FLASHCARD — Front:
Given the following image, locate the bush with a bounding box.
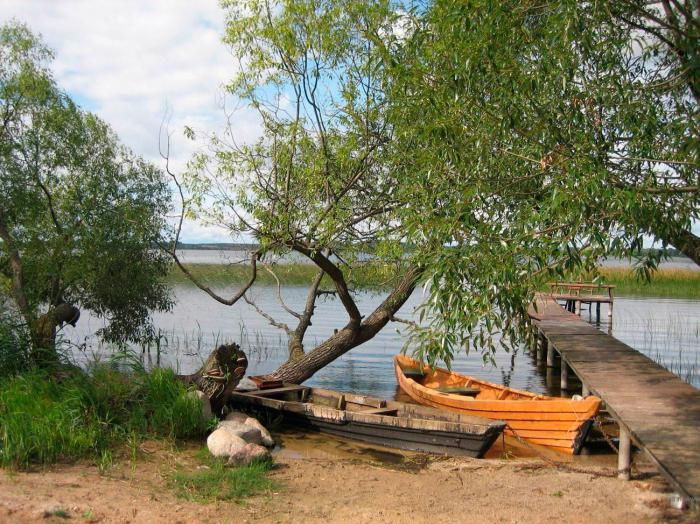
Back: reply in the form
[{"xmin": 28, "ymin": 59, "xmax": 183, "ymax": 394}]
[{"xmin": 0, "ymin": 360, "xmax": 213, "ymax": 468}]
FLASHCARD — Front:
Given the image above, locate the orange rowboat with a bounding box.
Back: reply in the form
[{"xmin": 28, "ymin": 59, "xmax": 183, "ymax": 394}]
[{"xmin": 394, "ymin": 355, "xmax": 602, "ymax": 454}]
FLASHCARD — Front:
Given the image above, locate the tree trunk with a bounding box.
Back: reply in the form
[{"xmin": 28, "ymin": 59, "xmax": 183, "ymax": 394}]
[
  {"xmin": 661, "ymin": 228, "xmax": 700, "ymax": 266},
  {"xmin": 179, "ymin": 343, "xmax": 249, "ymax": 414},
  {"xmin": 270, "ymin": 266, "xmax": 422, "ymax": 384}
]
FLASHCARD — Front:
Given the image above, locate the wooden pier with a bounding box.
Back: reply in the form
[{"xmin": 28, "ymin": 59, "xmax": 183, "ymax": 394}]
[{"xmin": 530, "ymin": 294, "xmax": 700, "ymax": 508}]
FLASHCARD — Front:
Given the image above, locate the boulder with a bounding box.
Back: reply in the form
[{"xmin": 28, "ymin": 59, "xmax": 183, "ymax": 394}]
[
  {"xmin": 225, "ymin": 411, "xmax": 275, "ymax": 447},
  {"xmin": 207, "ymin": 428, "xmax": 247, "ymax": 459},
  {"xmin": 227, "ymin": 443, "xmax": 270, "ymax": 467},
  {"xmin": 207, "ymin": 426, "xmax": 271, "ymax": 466},
  {"xmin": 216, "ymin": 420, "xmax": 263, "ymax": 445}
]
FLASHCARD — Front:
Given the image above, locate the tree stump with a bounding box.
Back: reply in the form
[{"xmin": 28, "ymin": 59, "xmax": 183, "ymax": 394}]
[{"xmin": 179, "ymin": 343, "xmax": 248, "ymax": 414}]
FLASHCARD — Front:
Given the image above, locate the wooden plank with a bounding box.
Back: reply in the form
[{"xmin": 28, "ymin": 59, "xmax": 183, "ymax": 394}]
[
  {"xmin": 531, "ymin": 299, "xmax": 700, "ymax": 506},
  {"xmin": 241, "ymin": 385, "xmax": 310, "ymax": 397}
]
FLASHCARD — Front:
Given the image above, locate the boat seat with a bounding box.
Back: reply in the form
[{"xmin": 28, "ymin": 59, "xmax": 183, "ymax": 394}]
[
  {"xmin": 435, "ymin": 386, "xmax": 481, "ymax": 396},
  {"xmin": 400, "ymin": 366, "xmax": 426, "ymax": 380}
]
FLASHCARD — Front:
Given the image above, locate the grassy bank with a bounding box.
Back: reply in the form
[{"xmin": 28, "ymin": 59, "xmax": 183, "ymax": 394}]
[
  {"xmin": 0, "ymin": 360, "xmax": 210, "ymax": 469},
  {"xmin": 166, "ymin": 262, "xmax": 403, "ymax": 289},
  {"xmin": 170, "ymin": 263, "xmax": 700, "ymax": 299},
  {"xmin": 592, "ymin": 267, "xmax": 700, "ymax": 299}
]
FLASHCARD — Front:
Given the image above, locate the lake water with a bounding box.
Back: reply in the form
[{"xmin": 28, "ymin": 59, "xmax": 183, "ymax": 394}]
[{"xmin": 65, "ymin": 280, "xmax": 700, "ymax": 399}]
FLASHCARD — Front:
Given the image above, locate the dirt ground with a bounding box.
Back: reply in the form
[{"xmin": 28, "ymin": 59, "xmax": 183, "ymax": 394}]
[{"xmin": 0, "ymin": 430, "xmax": 695, "ymax": 524}]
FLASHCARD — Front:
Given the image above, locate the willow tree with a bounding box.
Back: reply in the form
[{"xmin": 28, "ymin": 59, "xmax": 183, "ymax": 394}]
[
  {"xmin": 379, "ymin": 0, "xmax": 699, "ymax": 363},
  {"xmin": 165, "ymin": 0, "xmax": 422, "ymax": 383},
  {"xmin": 0, "ymin": 22, "xmax": 172, "ymax": 364},
  {"xmin": 172, "ymin": 0, "xmax": 697, "ymax": 377}
]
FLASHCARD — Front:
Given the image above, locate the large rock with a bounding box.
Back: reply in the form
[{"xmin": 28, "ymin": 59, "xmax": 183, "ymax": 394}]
[
  {"xmin": 207, "ymin": 428, "xmax": 247, "ymax": 459},
  {"xmin": 216, "ymin": 420, "xmax": 264, "ymax": 445},
  {"xmin": 207, "ymin": 427, "xmax": 270, "ymax": 466},
  {"xmin": 225, "ymin": 411, "xmax": 275, "ymax": 447},
  {"xmin": 228, "ymin": 442, "xmax": 270, "ymax": 466}
]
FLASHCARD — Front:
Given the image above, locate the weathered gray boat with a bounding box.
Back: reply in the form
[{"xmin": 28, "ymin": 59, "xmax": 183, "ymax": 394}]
[{"xmin": 230, "ymin": 385, "xmax": 505, "ymax": 458}]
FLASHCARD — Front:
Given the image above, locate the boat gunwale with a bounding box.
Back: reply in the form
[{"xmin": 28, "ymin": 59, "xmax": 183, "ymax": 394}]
[
  {"xmin": 230, "ymin": 386, "xmax": 507, "ymax": 436},
  {"xmin": 394, "ymin": 355, "xmax": 601, "ymax": 413}
]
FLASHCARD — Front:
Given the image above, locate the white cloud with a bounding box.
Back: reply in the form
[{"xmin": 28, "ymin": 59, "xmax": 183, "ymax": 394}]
[{"xmin": 0, "ymin": 0, "xmax": 260, "ymax": 242}]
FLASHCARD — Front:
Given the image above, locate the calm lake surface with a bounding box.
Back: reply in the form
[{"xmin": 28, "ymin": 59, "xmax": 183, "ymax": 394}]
[{"xmin": 66, "ymin": 275, "xmax": 700, "ymax": 399}]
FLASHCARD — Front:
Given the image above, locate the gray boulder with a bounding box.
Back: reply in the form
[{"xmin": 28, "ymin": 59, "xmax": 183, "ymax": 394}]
[
  {"xmin": 225, "ymin": 411, "xmax": 275, "ymax": 447},
  {"xmin": 227, "ymin": 442, "xmax": 270, "ymax": 466},
  {"xmin": 207, "ymin": 428, "xmax": 247, "ymax": 459}
]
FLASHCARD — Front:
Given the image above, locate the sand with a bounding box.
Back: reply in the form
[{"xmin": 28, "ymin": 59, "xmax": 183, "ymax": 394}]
[{"xmin": 0, "ymin": 431, "xmax": 694, "ymax": 524}]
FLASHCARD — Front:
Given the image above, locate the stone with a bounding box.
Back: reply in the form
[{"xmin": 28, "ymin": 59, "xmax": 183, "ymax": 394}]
[
  {"xmin": 225, "ymin": 411, "xmax": 275, "ymax": 447},
  {"xmin": 207, "ymin": 428, "xmax": 247, "ymax": 459},
  {"xmin": 227, "ymin": 442, "xmax": 270, "ymax": 466},
  {"xmin": 187, "ymin": 390, "xmax": 213, "ymax": 421},
  {"xmin": 217, "ymin": 420, "xmax": 263, "ymax": 445},
  {"xmin": 235, "ymin": 377, "xmax": 258, "ymax": 391}
]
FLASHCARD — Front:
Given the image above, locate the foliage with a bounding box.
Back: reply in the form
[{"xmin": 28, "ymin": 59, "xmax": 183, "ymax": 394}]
[
  {"xmin": 0, "ymin": 360, "xmax": 211, "ymax": 469},
  {"xmin": 0, "ymin": 21, "xmax": 173, "ymax": 355},
  {"xmin": 173, "ymin": 0, "xmax": 697, "ymax": 370},
  {"xmin": 378, "ymin": 0, "xmax": 699, "ymax": 364},
  {"xmin": 168, "ymin": 449, "xmax": 276, "ymax": 503}
]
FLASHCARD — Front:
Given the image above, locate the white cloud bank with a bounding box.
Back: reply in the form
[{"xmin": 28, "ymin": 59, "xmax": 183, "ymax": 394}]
[{"xmin": 0, "ymin": 0, "xmax": 259, "ymax": 242}]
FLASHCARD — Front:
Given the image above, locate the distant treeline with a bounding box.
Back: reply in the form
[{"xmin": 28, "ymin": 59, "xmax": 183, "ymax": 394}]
[
  {"xmin": 175, "ymin": 242, "xmax": 258, "ymax": 251},
  {"xmin": 172, "ymin": 242, "xmax": 690, "ymax": 260}
]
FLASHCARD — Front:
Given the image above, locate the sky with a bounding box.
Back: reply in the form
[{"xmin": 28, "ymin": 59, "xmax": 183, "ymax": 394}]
[
  {"xmin": 1, "ymin": 2, "xmax": 698, "ymax": 244},
  {"xmin": 0, "ymin": 0, "xmax": 252, "ymax": 242}
]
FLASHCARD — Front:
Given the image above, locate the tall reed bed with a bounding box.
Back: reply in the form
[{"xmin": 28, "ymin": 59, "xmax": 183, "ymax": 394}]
[{"xmin": 598, "ymin": 267, "xmax": 700, "ymax": 298}]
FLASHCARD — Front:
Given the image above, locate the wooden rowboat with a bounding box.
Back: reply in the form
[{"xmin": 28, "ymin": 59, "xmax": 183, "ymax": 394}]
[
  {"xmin": 230, "ymin": 384, "xmax": 505, "ymax": 458},
  {"xmin": 394, "ymin": 355, "xmax": 602, "ymax": 454}
]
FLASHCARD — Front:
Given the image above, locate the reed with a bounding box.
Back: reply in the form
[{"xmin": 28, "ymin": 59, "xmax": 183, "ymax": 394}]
[
  {"xmin": 166, "ymin": 262, "xmax": 402, "ymax": 290},
  {"xmin": 597, "ymin": 267, "xmax": 700, "ymax": 298}
]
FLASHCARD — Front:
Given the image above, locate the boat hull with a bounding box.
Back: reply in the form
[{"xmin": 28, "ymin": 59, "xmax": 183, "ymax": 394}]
[
  {"xmin": 394, "ymin": 355, "xmax": 601, "ymax": 454},
  {"xmin": 231, "ymin": 385, "xmax": 505, "ymax": 458}
]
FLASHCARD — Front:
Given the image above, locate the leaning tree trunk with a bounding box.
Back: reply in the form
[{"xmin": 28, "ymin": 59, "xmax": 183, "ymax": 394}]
[
  {"xmin": 662, "ymin": 228, "xmax": 700, "ymax": 267},
  {"xmin": 179, "ymin": 343, "xmax": 249, "ymax": 414},
  {"xmin": 270, "ymin": 266, "xmax": 422, "ymax": 384}
]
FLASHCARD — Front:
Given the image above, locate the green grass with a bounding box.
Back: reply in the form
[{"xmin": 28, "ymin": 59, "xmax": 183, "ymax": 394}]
[
  {"xmin": 167, "ymin": 262, "xmax": 403, "ymax": 290},
  {"xmin": 174, "ymin": 262, "xmax": 700, "ymax": 298},
  {"xmin": 0, "ymin": 360, "xmax": 211, "ymax": 469},
  {"xmin": 168, "ymin": 449, "xmax": 276, "ymax": 503},
  {"xmin": 540, "ymin": 267, "xmax": 700, "ymax": 299},
  {"xmin": 596, "ymin": 267, "xmax": 700, "ymax": 299}
]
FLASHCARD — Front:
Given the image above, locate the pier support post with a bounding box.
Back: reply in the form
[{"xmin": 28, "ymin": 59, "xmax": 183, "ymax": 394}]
[
  {"xmin": 618, "ymin": 427, "xmax": 632, "ymax": 480},
  {"xmin": 608, "ymin": 302, "xmax": 613, "ymax": 318},
  {"xmin": 582, "ymin": 383, "xmax": 590, "ymax": 397},
  {"xmin": 560, "ymin": 360, "xmax": 569, "ymax": 391},
  {"xmin": 596, "ymin": 303, "xmax": 601, "ymax": 323},
  {"xmin": 537, "ymin": 335, "xmax": 546, "ymax": 364},
  {"xmin": 575, "ymin": 300, "xmax": 581, "ymax": 316},
  {"xmin": 546, "ymin": 342, "xmax": 555, "ymax": 368}
]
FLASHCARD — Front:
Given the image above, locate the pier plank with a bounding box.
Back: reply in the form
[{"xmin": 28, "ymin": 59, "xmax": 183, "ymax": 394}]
[{"xmin": 530, "ymin": 294, "xmax": 700, "ymax": 507}]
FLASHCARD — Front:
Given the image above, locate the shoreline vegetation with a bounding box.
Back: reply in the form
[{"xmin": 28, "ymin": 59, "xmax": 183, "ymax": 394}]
[{"xmin": 168, "ymin": 263, "xmax": 700, "ymax": 299}]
